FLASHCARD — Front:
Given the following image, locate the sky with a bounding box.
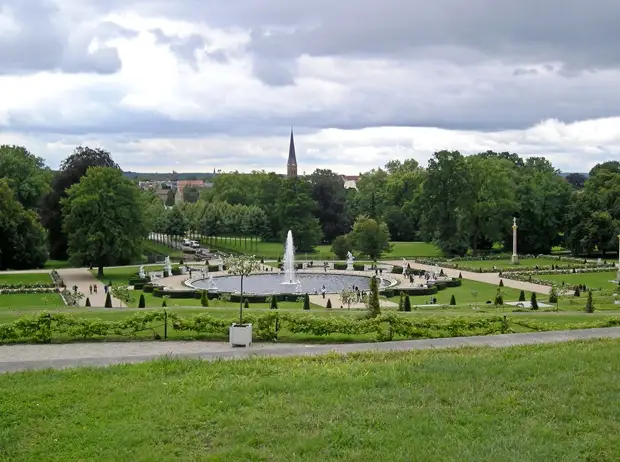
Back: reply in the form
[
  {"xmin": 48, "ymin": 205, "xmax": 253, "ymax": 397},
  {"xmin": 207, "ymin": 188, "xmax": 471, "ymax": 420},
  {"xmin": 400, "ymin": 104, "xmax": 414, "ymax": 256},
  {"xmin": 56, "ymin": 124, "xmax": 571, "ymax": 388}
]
[{"xmin": 1, "ymin": 0, "xmax": 620, "ymax": 175}]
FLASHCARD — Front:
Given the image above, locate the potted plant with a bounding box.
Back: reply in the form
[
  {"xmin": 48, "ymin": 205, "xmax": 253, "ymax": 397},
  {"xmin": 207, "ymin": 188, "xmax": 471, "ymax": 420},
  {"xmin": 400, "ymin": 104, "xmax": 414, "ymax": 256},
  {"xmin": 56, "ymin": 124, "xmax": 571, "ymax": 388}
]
[{"xmin": 226, "ymin": 254, "xmax": 261, "ymax": 347}]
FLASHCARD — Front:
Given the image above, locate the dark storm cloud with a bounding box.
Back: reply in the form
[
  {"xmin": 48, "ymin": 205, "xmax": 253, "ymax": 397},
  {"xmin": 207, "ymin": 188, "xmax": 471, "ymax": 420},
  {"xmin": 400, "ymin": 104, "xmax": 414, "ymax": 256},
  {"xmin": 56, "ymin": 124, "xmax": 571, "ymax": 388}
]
[{"xmin": 0, "ymin": 0, "xmax": 133, "ymax": 74}]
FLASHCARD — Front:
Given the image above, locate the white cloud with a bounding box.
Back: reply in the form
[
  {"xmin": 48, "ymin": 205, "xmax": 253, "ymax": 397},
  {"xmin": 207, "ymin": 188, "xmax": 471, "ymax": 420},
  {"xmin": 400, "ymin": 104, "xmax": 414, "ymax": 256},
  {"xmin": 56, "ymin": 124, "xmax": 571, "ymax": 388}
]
[{"xmin": 1, "ymin": 4, "xmax": 619, "ymax": 174}]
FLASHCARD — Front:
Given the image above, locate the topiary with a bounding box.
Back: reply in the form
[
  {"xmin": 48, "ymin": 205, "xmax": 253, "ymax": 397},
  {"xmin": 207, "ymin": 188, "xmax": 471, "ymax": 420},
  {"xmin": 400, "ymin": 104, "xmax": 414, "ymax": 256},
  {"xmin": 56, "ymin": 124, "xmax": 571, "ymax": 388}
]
[
  {"xmin": 404, "ymin": 295, "xmax": 412, "ymax": 312},
  {"xmin": 201, "ymin": 290, "xmax": 209, "ymax": 307},
  {"xmin": 530, "ymin": 292, "xmax": 538, "ymax": 310},
  {"xmin": 450, "ymin": 294, "xmax": 456, "ymax": 305},
  {"xmin": 85, "ymin": 297, "xmax": 91, "ymax": 307},
  {"xmin": 303, "ymin": 293, "xmax": 310, "ymax": 310},
  {"xmin": 138, "ymin": 294, "xmax": 146, "ymax": 308},
  {"xmin": 104, "ymin": 292, "xmax": 112, "ymax": 308},
  {"xmin": 326, "ymin": 298, "xmax": 332, "ymax": 309},
  {"xmin": 519, "ymin": 290, "xmax": 526, "ymax": 302}
]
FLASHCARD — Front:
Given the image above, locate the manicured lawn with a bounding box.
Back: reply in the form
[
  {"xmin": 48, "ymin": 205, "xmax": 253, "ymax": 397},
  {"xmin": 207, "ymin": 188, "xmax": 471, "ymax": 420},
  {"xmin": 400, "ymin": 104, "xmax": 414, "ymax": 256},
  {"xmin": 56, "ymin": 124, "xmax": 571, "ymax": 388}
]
[
  {"xmin": 452, "ymin": 258, "xmax": 575, "ymax": 270},
  {"xmin": 207, "ymin": 237, "xmax": 443, "ymax": 259},
  {"xmin": 3, "ymin": 340, "xmax": 620, "ymax": 460},
  {"xmin": 0, "ymin": 272, "xmax": 52, "ymax": 285},
  {"xmin": 0, "ymin": 293, "xmax": 64, "ymax": 310}
]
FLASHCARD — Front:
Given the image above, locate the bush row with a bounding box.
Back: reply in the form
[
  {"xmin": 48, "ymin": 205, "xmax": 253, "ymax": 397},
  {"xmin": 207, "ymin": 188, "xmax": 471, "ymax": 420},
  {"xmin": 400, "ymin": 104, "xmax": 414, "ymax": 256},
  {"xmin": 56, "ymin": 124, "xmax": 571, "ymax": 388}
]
[{"xmin": 0, "ymin": 311, "xmax": 512, "ymax": 344}]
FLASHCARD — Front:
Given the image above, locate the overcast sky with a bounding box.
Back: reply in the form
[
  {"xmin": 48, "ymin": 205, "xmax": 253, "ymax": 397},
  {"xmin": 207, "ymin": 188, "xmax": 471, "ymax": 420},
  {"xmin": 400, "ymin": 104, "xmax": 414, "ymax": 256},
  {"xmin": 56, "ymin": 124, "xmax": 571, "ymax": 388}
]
[{"xmin": 1, "ymin": 0, "xmax": 619, "ymax": 174}]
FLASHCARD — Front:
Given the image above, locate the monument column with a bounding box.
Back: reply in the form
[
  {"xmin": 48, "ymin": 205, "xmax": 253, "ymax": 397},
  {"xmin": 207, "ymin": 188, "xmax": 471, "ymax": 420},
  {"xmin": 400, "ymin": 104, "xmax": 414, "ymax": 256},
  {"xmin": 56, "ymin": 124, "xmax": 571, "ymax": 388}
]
[{"xmin": 511, "ymin": 217, "xmax": 519, "ymax": 264}]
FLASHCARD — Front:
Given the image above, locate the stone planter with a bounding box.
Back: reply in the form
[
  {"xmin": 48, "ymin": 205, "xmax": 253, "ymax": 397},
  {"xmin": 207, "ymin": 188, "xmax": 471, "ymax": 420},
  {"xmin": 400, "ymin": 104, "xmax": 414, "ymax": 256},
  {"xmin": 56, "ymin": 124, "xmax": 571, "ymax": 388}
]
[{"xmin": 229, "ymin": 323, "xmax": 252, "ymax": 347}]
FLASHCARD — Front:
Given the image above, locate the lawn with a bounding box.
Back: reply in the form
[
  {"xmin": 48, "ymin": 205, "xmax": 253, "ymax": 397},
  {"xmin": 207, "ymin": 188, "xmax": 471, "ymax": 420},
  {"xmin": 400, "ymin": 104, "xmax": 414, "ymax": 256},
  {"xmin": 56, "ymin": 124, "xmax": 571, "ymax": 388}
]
[
  {"xmin": 0, "ymin": 272, "xmax": 52, "ymax": 285},
  {"xmin": 0, "ymin": 293, "xmax": 65, "ymax": 310},
  {"xmin": 450, "ymin": 258, "xmax": 573, "ymax": 270},
  {"xmin": 206, "ymin": 237, "xmax": 443, "ymax": 259},
  {"xmin": 3, "ymin": 340, "xmax": 620, "ymax": 461}
]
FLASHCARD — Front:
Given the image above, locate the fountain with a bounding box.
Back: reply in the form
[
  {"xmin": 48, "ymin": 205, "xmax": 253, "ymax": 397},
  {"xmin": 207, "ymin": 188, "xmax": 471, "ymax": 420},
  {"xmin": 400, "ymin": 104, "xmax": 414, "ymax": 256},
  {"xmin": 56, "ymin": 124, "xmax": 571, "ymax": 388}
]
[{"xmin": 282, "ymin": 230, "xmax": 300, "ymax": 288}]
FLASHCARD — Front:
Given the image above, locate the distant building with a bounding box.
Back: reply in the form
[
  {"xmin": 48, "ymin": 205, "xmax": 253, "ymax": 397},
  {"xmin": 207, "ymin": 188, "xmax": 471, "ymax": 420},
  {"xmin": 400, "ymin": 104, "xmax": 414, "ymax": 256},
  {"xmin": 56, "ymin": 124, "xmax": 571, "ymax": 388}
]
[
  {"xmin": 342, "ymin": 175, "xmax": 360, "ymax": 189},
  {"xmin": 287, "ymin": 129, "xmax": 298, "ymax": 178}
]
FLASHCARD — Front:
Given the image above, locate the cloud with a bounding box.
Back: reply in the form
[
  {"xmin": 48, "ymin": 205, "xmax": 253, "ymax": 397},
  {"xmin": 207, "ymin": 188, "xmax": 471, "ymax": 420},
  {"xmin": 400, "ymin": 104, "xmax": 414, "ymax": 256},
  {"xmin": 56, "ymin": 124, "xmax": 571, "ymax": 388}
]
[{"xmin": 0, "ymin": 0, "xmax": 619, "ymax": 175}]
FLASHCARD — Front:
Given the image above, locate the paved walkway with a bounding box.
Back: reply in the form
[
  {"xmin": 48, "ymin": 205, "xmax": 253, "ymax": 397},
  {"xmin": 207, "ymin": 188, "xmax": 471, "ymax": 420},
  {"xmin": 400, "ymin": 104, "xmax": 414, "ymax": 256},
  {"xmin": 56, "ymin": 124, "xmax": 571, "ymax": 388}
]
[
  {"xmin": 1, "ymin": 327, "xmax": 619, "ymax": 373},
  {"xmin": 57, "ymin": 269, "xmax": 125, "ymax": 308},
  {"xmin": 384, "ymin": 260, "xmax": 552, "ymax": 295}
]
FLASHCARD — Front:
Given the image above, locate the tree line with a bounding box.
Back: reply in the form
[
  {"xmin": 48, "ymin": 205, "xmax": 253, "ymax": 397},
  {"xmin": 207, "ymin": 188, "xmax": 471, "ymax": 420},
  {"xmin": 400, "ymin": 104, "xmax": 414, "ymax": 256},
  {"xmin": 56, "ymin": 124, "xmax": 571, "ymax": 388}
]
[{"xmin": 0, "ymin": 144, "xmax": 618, "ymax": 273}]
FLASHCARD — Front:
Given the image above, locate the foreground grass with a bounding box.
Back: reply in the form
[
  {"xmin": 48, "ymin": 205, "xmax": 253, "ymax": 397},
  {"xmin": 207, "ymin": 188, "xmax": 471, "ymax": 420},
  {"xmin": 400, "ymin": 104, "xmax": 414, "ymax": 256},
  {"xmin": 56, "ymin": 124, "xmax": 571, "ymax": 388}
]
[{"xmin": 2, "ymin": 340, "xmax": 620, "ymax": 461}]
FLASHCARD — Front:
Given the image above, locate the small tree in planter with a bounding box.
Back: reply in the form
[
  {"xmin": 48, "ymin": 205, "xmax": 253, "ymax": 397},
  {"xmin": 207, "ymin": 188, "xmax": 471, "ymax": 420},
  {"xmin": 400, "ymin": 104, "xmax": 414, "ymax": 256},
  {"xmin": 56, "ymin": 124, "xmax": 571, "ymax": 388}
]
[
  {"xmin": 585, "ymin": 290, "xmax": 595, "ymax": 313},
  {"xmin": 303, "ymin": 293, "xmax": 310, "ymax": 310},
  {"xmin": 226, "ymin": 255, "xmax": 261, "ymax": 347},
  {"xmin": 201, "ymin": 290, "xmax": 209, "ymax": 307},
  {"xmin": 530, "ymin": 292, "xmax": 538, "ymax": 310}
]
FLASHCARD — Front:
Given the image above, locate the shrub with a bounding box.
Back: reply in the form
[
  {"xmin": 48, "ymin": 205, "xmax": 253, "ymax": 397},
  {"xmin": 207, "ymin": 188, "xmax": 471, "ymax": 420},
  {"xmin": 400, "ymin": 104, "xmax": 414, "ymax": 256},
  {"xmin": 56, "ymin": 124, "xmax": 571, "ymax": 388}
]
[
  {"xmin": 85, "ymin": 297, "xmax": 91, "ymax": 307},
  {"xmin": 138, "ymin": 294, "xmax": 146, "ymax": 308},
  {"xmin": 303, "ymin": 293, "xmax": 310, "ymax": 310},
  {"xmin": 499, "ymin": 279, "xmax": 504, "ymax": 287},
  {"xmin": 104, "ymin": 292, "xmax": 112, "ymax": 308},
  {"xmin": 244, "ymin": 299, "xmax": 250, "ymax": 308},
  {"xmin": 585, "ymin": 290, "xmax": 595, "ymax": 313},
  {"xmin": 450, "ymin": 294, "xmax": 456, "ymax": 305},
  {"xmin": 574, "ymin": 286, "xmax": 581, "ymax": 297},
  {"xmin": 326, "ymin": 298, "xmax": 332, "ymax": 309},
  {"xmin": 270, "ymin": 296, "xmax": 278, "ymax": 310},
  {"xmin": 494, "ymin": 290, "xmax": 504, "ymax": 306},
  {"xmin": 519, "ymin": 290, "xmax": 525, "ymax": 302},
  {"xmin": 530, "ymin": 292, "xmax": 538, "ymax": 310},
  {"xmin": 548, "ymin": 288, "xmax": 558, "ymax": 304},
  {"xmin": 201, "ymin": 290, "xmax": 209, "ymax": 307},
  {"xmin": 403, "ymin": 295, "xmax": 412, "ymax": 312}
]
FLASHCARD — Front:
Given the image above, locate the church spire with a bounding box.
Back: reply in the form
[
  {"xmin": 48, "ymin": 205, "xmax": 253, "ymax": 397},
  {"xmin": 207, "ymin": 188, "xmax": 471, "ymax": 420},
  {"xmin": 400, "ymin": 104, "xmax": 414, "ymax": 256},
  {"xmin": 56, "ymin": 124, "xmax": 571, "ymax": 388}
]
[{"xmin": 287, "ymin": 127, "xmax": 297, "ymax": 178}]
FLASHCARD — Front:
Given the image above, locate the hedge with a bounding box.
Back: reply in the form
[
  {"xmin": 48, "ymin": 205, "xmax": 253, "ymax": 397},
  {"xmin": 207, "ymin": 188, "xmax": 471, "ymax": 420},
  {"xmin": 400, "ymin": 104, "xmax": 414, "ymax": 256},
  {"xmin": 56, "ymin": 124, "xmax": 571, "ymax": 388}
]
[{"xmin": 0, "ymin": 311, "xmax": 516, "ymax": 344}]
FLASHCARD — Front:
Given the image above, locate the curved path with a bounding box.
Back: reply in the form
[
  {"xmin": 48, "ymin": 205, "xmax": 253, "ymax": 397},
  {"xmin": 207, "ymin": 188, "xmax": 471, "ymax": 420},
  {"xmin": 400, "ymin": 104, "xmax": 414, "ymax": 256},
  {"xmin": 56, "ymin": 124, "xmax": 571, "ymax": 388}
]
[
  {"xmin": 1, "ymin": 327, "xmax": 619, "ymax": 373},
  {"xmin": 383, "ymin": 260, "xmax": 552, "ymax": 295}
]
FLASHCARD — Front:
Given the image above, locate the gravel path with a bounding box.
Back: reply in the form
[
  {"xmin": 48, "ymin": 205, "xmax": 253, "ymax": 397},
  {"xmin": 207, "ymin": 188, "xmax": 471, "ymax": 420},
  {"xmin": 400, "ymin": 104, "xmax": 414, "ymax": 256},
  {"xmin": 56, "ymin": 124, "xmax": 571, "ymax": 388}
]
[{"xmin": 2, "ymin": 327, "xmax": 619, "ymax": 373}]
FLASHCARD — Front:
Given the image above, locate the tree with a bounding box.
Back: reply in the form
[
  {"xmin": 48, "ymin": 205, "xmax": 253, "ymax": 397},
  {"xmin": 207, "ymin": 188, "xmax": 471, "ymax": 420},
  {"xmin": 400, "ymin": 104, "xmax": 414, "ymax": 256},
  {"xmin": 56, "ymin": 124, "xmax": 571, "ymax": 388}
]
[
  {"xmin": 225, "ymin": 255, "xmax": 261, "ymax": 324},
  {"xmin": 62, "ymin": 167, "xmax": 149, "ymax": 277},
  {"xmin": 303, "ymin": 293, "xmax": 310, "ymax": 310},
  {"xmin": 41, "ymin": 146, "xmax": 119, "ymax": 260},
  {"xmin": 530, "ymin": 292, "xmax": 538, "ymax": 310},
  {"xmin": 366, "ymin": 276, "xmax": 381, "ymax": 317},
  {"xmin": 348, "ymin": 216, "xmax": 392, "ymax": 261},
  {"xmin": 0, "ymin": 145, "xmax": 51, "ymax": 209},
  {"xmin": 201, "ymin": 290, "xmax": 209, "ymax": 307},
  {"xmin": 585, "ymin": 290, "xmax": 595, "ymax": 313},
  {"xmin": 330, "ymin": 235, "xmax": 350, "ymax": 260},
  {"xmin": 0, "ymin": 180, "xmax": 48, "ymax": 270}
]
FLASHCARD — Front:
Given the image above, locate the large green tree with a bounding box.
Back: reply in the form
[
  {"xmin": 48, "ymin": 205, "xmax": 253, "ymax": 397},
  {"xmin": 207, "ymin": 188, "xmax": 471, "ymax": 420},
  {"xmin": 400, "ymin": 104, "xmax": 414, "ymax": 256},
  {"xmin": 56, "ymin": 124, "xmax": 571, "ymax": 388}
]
[
  {"xmin": 62, "ymin": 167, "xmax": 148, "ymax": 277},
  {"xmin": 0, "ymin": 180, "xmax": 48, "ymax": 270},
  {"xmin": 41, "ymin": 146, "xmax": 119, "ymax": 260},
  {"xmin": 0, "ymin": 145, "xmax": 51, "ymax": 209}
]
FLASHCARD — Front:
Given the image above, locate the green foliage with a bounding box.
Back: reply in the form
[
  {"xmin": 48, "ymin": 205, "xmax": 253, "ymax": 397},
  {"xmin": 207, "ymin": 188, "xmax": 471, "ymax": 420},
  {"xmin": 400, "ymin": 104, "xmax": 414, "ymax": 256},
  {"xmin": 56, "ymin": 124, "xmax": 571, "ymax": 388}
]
[
  {"xmin": 330, "ymin": 235, "xmax": 351, "ymax": 260},
  {"xmin": 349, "ymin": 216, "xmax": 392, "ymax": 261},
  {"xmin": 200, "ymin": 290, "xmax": 208, "ymax": 307},
  {"xmin": 585, "ymin": 290, "xmax": 595, "ymax": 313},
  {"xmin": 62, "ymin": 167, "xmax": 148, "ymax": 277},
  {"xmin": 530, "ymin": 292, "xmax": 538, "ymax": 310},
  {"xmin": 450, "ymin": 294, "xmax": 456, "ymax": 305},
  {"xmin": 366, "ymin": 276, "xmax": 381, "ymax": 318},
  {"xmin": 138, "ymin": 294, "xmax": 146, "ymax": 308},
  {"xmin": 403, "ymin": 295, "xmax": 412, "ymax": 312},
  {"xmin": 303, "ymin": 293, "xmax": 310, "ymax": 310},
  {"xmin": 519, "ymin": 290, "xmax": 526, "ymax": 302},
  {"xmin": 104, "ymin": 292, "xmax": 112, "ymax": 308}
]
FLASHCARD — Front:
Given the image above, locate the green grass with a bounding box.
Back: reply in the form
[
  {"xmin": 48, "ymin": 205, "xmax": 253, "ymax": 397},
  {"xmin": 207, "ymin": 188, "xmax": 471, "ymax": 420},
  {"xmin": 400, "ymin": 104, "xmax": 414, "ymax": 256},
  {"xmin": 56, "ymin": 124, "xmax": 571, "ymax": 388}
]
[
  {"xmin": 0, "ymin": 272, "xmax": 52, "ymax": 284},
  {"xmin": 0, "ymin": 293, "xmax": 65, "ymax": 310},
  {"xmin": 452, "ymin": 258, "xmax": 570, "ymax": 270},
  {"xmin": 3, "ymin": 340, "xmax": 620, "ymax": 461},
  {"xmin": 206, "ymin": 237, "xmax": 443, "ymax": 259}
]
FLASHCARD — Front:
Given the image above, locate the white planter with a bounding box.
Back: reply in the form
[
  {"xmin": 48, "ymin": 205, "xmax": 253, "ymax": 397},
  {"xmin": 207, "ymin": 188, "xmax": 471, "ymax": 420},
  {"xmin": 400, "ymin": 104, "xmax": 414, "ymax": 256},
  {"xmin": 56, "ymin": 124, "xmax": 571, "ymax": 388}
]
[{"xmin": 229, "ymin": 323, "xmax": 252, "ymax": 347}]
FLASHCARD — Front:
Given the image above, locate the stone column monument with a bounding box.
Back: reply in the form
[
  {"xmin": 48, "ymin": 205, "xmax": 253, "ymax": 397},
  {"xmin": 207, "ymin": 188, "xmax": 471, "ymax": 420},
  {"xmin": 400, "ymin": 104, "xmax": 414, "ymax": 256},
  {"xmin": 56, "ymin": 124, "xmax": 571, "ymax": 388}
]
[{"xmin": 511, "ymin": 217, "xmax": 519, "ymax": 264}]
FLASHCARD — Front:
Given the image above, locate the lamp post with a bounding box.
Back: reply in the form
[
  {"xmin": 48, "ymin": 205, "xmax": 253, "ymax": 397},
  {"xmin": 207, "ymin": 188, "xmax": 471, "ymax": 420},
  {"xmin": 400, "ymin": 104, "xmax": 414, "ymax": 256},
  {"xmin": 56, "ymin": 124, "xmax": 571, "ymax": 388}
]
[{"xmin": 511, "ymin": 217, "xmax": 519, "ymax": 265}]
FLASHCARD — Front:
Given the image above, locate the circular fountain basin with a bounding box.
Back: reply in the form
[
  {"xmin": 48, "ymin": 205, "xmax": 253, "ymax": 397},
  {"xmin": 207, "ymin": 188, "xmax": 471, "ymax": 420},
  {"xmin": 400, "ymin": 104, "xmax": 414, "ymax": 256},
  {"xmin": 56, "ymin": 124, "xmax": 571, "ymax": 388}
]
[{"xmin": 190, "ymin": 272, "xmax": 384, "ymax": 295}]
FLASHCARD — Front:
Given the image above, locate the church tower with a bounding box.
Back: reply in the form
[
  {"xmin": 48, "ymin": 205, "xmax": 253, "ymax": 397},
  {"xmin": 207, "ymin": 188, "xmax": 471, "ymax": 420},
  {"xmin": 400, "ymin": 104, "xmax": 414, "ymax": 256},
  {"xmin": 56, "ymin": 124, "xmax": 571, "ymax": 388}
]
[{"xmin": 287, "ymin": 128, "xmax": 297, "ymax": 178}]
